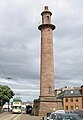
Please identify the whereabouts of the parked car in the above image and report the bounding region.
[73,110,83,118]
[49,112,82,120]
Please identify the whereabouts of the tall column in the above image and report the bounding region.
[38,6,55,97]
[33,7,63,116]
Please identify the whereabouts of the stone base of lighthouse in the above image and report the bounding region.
[33,96,62,116]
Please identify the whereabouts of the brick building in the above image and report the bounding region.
[81,85,83,109]
[56,86,83,111]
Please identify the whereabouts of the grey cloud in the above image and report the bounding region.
[0,0,83,101]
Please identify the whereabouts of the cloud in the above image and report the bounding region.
[0,0,83,101]
[0,78,16,85]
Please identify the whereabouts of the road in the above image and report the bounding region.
[0,112,83,120]
[0,112,47,120]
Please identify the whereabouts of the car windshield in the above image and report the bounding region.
[50,113,82,120]
[64,114,82,120]
[50,113,56,120]
[13,106,21,109]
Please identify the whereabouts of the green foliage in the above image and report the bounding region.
[0,85,14,106]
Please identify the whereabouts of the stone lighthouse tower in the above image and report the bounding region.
[38,6,55,97]
[33,6,62,116]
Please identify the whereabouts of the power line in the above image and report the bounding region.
[0,64,7,79]
[0,64,12,80]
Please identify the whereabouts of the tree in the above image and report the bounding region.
[0,85,14,107]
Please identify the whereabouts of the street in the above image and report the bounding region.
[0,112,83,120]
[0,112,47,120]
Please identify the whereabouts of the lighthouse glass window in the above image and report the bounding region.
[46,16,50,23]
[47,16,49,20]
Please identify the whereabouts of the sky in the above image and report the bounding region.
[0,0,83,102]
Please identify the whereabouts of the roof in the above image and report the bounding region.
[13,97,21,102]
[57,89,82,99]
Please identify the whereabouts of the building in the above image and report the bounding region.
[33,6,62,116]
[81,85,83,109]
[56,86,83,111]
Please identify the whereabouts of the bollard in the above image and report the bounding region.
[42,117,44,120]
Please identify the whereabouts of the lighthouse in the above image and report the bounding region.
[33,6,62,116]
[38,6,55,97]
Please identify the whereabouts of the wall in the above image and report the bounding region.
[63,97,82,111]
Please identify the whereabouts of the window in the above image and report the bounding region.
[76,91,79,94]
[66,106,68,110]
[70,98,73,102]
[71,106,73,110]
[76,106,79,110]
[46,16,50,23]
[65,98,68,102]
[75,98,78,102]
[50,114,56,120]
[71,90,73,94]
[48,86,51,94]
[47,16,49,20]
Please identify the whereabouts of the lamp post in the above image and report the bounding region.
[8,99,10,112]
